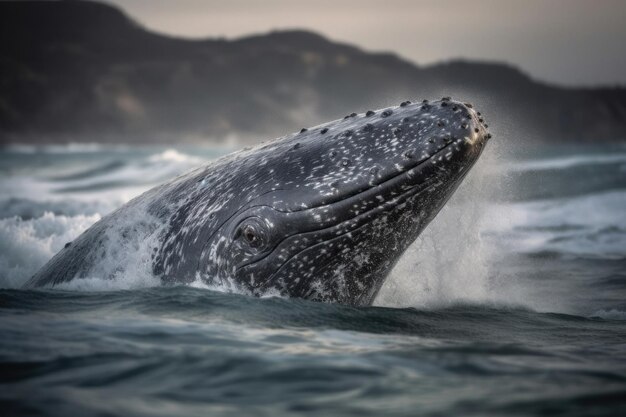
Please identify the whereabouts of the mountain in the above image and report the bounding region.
[1,0,625,145]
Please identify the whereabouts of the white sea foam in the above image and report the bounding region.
[148,148,204,164]
[591,309,626,320]
[51,197,167,291]
[7,201,166,292]
[0,212,100,288]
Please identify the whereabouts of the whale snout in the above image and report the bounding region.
[454,100,491,147]
[433,99,491,166]
[255,97,492,214]
[322,97,491,196]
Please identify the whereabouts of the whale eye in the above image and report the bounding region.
[235,218,269,250]
[243,225,259,246]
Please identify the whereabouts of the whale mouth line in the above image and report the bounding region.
[265,136,463,215]
[247,172,441,290]
[234,143,451,275]
[197,134,455,259]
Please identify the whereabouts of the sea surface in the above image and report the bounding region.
[0,142,625,416]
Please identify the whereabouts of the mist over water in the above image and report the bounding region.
[1,142,625,416]
[378,143,499,308]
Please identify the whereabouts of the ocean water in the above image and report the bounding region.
[0,142,625,416]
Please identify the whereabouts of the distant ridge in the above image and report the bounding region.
[1,0,625,144]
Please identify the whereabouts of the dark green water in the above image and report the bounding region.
[1,288,625,417]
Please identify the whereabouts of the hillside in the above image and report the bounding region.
[1,0,625,144]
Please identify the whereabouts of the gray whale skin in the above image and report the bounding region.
[26,98,491,306]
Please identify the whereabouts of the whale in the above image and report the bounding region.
[25,97,491,306]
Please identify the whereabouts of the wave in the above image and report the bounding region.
[507,153,626,172]
[0,208,169,291]
[0,149,214,211]
[1,287,621,332]
[486,191,626,258]
[147,148,205,163]
[0,212,100,288]
[3,143,126,154]
[591,309,626,320]
[1,286,624,417]
[48,160,128,181]
[0,198,111,220]
[46,149,208,193]
[486,148,626,202]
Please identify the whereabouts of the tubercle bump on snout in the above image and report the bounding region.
[296,96,492,147]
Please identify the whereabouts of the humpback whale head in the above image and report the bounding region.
[157,98,490,306]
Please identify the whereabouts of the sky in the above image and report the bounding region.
[103,0,626,87]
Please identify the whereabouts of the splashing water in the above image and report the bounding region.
[0,213,100,288]
[377,141,504,307]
